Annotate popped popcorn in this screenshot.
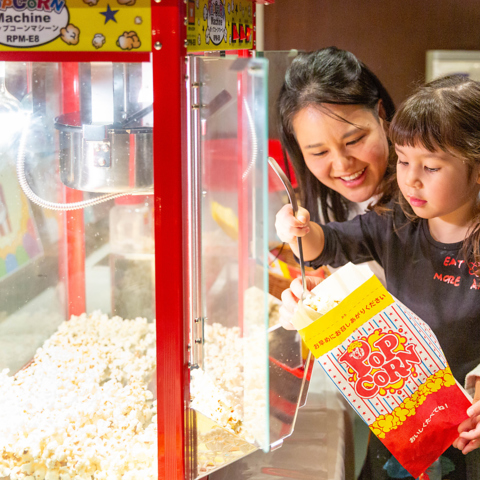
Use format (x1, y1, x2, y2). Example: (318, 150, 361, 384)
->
(0, 312, 157, 479)
(190, 324, 247, 439)
(190, 312, 267, 476)
(303, 292, 340, 315)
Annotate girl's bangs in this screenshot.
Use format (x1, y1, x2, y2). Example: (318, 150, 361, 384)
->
(389, 97, 456, 154)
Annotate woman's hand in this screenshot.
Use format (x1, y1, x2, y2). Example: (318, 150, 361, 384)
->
(279, 276, 324, 330)
(275, 204, 311, 245)
(453, 377, 480, 454)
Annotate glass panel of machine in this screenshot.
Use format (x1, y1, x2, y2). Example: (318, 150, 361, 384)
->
(0, 61, 157, 480)
(188, 56, 270, 478)
(263, 50, 318, 444)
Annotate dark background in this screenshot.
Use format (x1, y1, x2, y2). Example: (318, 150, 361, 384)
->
(264, 0, 480, 106)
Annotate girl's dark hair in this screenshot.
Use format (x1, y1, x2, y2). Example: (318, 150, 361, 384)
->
(390, 74, 480, 268)
(277, 46, 396, 223)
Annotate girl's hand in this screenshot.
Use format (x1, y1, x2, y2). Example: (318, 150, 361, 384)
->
(454, 377, 480, 454)
(279, 276, 323, 330)
(275, 204, 311, 245)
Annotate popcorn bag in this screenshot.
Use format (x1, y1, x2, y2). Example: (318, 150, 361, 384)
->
(292, 263, 472, 478)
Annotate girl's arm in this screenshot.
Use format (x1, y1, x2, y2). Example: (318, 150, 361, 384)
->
(454, 376, 480, 453)
(275, 204, 325, 261)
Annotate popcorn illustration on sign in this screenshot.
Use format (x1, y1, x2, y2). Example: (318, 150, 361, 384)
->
(117, 0, 136, 6)
(117, 30, 140, 50)
(60, 23, 80, 45)
(0, 0, 69, 47)
(92, 32, 105, 49)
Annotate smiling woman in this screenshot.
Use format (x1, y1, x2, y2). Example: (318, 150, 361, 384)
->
(292, 103, 389, 205)
(277, 46, 396, 225)
(274, 48, 395, 311)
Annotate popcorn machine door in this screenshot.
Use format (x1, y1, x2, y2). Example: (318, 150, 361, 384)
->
(186, 55, 270, 478)
(186, 54, 315, 479)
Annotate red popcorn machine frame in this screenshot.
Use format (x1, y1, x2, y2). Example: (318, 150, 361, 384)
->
(0, 1, 314, 479)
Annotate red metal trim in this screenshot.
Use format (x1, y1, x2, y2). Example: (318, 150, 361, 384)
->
(268, 356, 311, 380)
(62, 63, 79, 112)
(0, 51, 150, 63)
(269, 389, 297, 417)
(236, 49, 252, 334)
(129, 133, 136, 188)
(26, 62, 32, 92)
(60, 62, 86, 318)
(151, 1, 189, 479)
(55, 65, 68, 319)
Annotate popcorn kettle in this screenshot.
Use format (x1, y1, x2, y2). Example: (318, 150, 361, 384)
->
(54, 62, 153, 194)
(15, 62, 154, 211)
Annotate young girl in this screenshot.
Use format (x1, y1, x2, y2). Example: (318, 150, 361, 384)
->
(276, 74, 480, 478)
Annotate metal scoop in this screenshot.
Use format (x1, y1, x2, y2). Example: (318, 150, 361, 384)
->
(268, 157, 314, 410)
(268, 157, 307, 300)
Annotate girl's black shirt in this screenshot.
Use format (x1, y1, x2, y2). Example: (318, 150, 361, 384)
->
(308, 201, 480, 383)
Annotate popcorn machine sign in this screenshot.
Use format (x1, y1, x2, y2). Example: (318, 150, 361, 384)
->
(204, 0, 226, 46)
(0, 0, 69, 47)
(187, 0, 253, 53)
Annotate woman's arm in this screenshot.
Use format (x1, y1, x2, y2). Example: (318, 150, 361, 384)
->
(275, 202, 384, 269)
(275, 204, 325, 261)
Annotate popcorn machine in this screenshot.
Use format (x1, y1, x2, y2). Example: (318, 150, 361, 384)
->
(0, 1, 313, 479)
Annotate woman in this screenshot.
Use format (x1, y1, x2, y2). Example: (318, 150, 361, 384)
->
(276, 46, 396, 327)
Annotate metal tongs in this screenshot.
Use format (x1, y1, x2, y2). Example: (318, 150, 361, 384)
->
(268, 157, 308, 303)
(268, 158, 314, 410)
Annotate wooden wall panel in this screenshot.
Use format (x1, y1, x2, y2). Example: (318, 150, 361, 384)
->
(264, 0, 480, 105)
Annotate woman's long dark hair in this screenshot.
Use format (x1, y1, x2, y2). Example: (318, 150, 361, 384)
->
(277, 47, 396, 223)
(390, 74, 480, 269)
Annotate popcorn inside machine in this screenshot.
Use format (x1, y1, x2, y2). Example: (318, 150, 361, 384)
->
(0, 1, 313, 479)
